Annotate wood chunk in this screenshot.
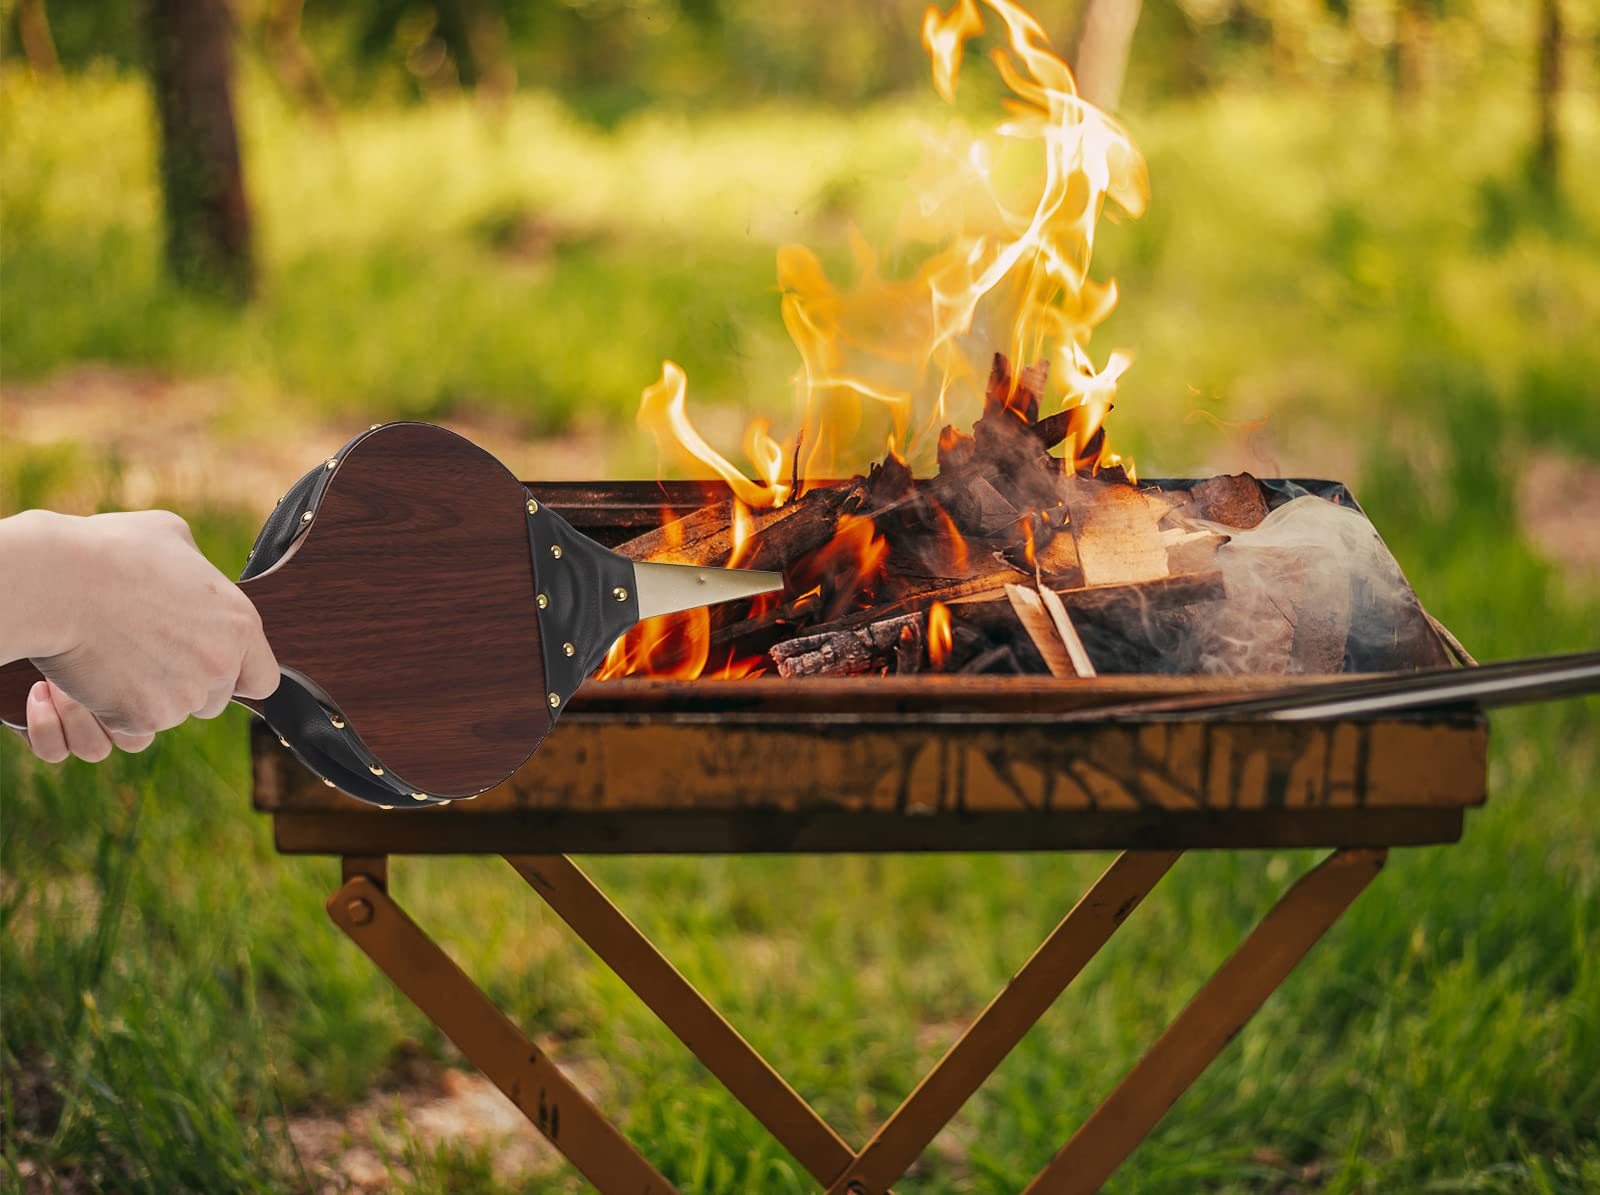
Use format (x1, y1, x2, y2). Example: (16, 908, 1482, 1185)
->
(944, 474, 1021, 537)
(769, 612, 925, 678)
(1162, 527, 1229, 575)
(1066, 481, 1171, 586)
(744, 481, 867, 572)
(1190, 473, 1269, 530)
(1038, 585, 1098, 677)
(1006, 585, 1081, 678)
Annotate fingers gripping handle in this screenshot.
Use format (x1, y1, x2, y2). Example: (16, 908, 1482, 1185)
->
(0, 658, 45, 729)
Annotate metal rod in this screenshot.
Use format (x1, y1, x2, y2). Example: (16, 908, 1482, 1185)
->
(631, 560, 785, 621)
(825, 851, 1180, 1195)
(504, 855, 855, 1184)
(327, 875, 678, 1194)
(1022, 848, 1386, 1195)
(1069, 651, 1600, 723)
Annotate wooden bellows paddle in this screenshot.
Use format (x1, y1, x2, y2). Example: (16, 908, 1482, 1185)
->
(0, 423, 782, 807)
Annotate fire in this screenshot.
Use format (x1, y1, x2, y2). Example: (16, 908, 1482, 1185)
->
(612, 0, 1150, 679)
(928, 600, 954, 668)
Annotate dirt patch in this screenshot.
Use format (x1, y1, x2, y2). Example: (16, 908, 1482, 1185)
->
(1, 365, 611, 518)
(1516, 450, 1600, 591)
(285, 1057, 607, 1192)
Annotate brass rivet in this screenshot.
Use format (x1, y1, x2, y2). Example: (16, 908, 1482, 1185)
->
(325, 458, 338, 471)
(329, 713, 345, 729)
(300, 510, 314, 524)
(378, 804, 393, 810)
(246, 549, 254, 560)
(369, 423, 381, 430)
(436, 800, 451, 807)
(548, 692, 560, 708)
(322, 778, 335, 787)
(526, 498, 538, 515)
(537, 594, 548, 609)
(562, 642, 575, 657)
(369, 764, 384, 776)
(613, 586, 628, 602)
(346, 898, 373, 925)
(550, 544, 563, 559)
(410, 792, 427, 801)
(277, 736, 288, 747)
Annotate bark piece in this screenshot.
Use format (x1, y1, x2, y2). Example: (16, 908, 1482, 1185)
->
(1188, 473, 1269, 530)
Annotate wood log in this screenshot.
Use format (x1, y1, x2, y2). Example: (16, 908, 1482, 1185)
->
(616, 480, 863, 569)
(769, 612, 925, 678)
(1188, 472, 1269, 529)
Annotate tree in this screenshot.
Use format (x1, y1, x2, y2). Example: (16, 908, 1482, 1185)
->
(144, 0, 254, 299)
(1534, 0, 1564, 186)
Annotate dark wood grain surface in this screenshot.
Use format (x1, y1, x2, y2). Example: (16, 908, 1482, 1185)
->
(242, 424, 551, 795)
(2, 425, 552, 796)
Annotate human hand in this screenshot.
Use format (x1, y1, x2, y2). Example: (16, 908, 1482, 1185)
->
(13, 510, 280, 762)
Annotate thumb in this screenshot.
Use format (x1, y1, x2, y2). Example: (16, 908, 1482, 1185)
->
(235, 628, 282, 701)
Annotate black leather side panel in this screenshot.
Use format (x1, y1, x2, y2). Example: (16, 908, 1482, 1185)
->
(525, 491, 640, 711)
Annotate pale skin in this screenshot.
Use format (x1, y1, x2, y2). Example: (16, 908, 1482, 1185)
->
(1, 509, 280, 762)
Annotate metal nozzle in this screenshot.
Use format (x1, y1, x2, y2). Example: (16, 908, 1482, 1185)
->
(630, 561, 785, 621)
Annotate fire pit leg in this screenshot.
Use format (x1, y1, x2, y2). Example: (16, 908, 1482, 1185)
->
(1021, 847, 1388, 1195)
(823, 850, 1180, 1195)
(327, 861, 678, 1195)
(504, 853, 857, 1185)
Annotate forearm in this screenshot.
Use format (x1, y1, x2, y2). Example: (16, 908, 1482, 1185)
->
(0, 510, 84, 662)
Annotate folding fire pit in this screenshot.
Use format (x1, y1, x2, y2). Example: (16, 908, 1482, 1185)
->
(252, 477, 1486, 1194)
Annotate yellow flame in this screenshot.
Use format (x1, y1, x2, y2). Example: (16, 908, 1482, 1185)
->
(636, 0, 1148, 492)
(923, 0, 985, 103)
(638, 361, 790, 508)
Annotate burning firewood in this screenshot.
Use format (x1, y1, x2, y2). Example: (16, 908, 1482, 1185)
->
(769, 611, 926, 678)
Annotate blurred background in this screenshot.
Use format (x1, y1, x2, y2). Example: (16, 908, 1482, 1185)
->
(2, 2, 1597, 1192)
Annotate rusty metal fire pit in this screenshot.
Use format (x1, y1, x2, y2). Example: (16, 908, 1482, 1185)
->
(252, 477, 1487, 1195)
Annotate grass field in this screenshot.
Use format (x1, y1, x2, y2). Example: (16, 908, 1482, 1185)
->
(2, 65, 1599, 1193)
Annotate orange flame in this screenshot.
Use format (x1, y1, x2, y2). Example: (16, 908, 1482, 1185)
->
(928, 600, 954, 668)
(609, 0, 1151, 680)
(636, 0, 1147, 493)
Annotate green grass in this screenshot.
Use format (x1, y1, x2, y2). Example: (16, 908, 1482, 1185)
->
(3, 66, 1599, 1193)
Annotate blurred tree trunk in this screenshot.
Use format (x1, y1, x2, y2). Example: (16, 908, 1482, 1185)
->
(15, 0, 59, 77)
(1069, 0, 1142, 112)
(265, 0, 335, 118)
(435, 0, 515, 98)
(144, 0, 254, 300)
(1390, 0, 1430, 109)
(1534, 0, 1564, 185)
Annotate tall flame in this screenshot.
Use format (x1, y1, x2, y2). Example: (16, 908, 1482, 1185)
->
(641, 0, 1147, 495)
(616, 0, 1151, 679)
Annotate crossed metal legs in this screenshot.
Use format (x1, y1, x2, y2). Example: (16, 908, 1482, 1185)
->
(328, 847, 1385, 1194)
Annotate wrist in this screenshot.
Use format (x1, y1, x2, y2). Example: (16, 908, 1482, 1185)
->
(0, 509, 87, 659)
